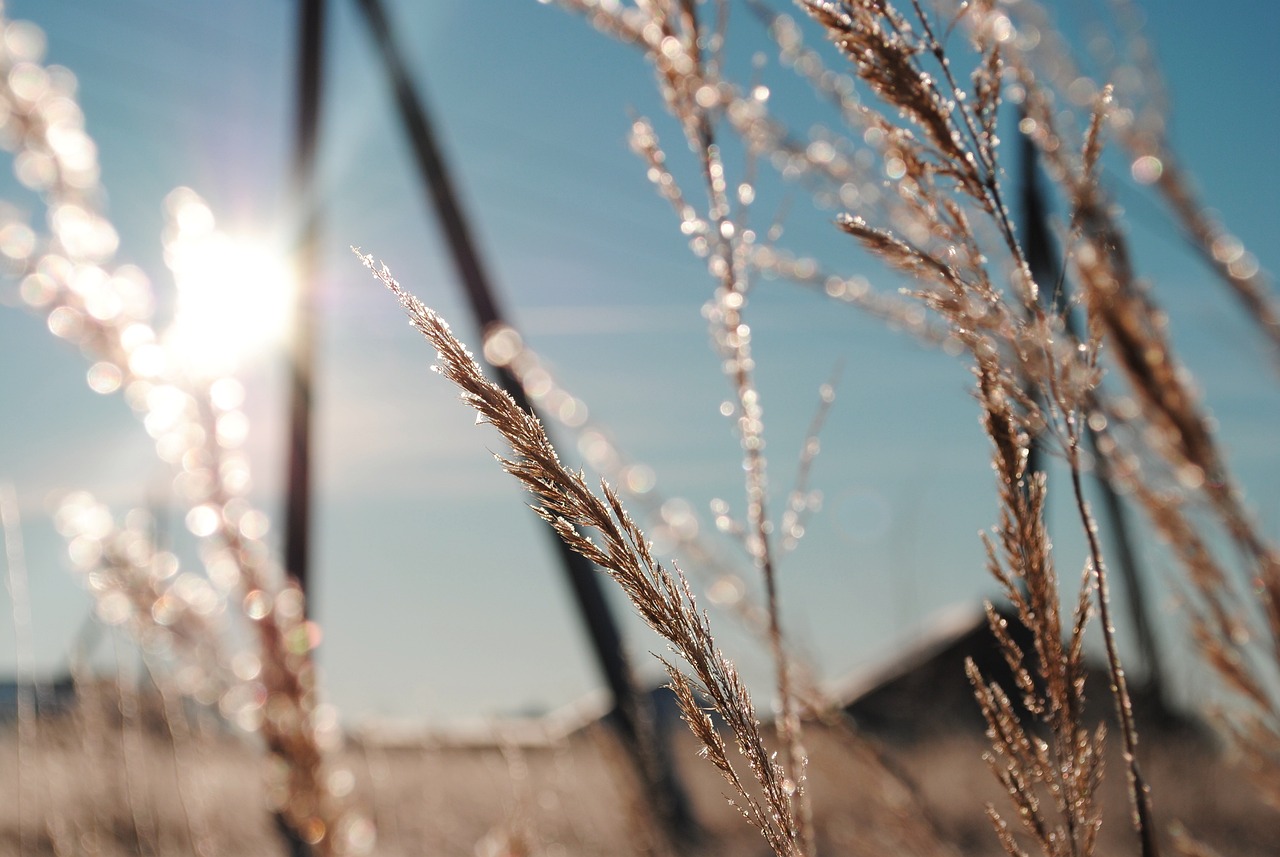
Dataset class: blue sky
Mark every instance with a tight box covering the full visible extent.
[0,0,1277,724]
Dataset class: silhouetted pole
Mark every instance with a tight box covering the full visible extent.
[282,2,326,856]
[285,0,324,610]
[350,0,700,846]
[1019,116,1058,488]
[1018,124,1167,708]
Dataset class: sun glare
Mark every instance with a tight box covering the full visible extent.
[163,187,295,379]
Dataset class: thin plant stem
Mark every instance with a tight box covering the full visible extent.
[2,485,38,857]
[1064,421,1160,857]
[365,253,806,857]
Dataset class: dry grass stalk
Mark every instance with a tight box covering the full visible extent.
[967,365,1105,857]
[754,0,1274,845]
[539,2,1277,853]
[362,252,807,857]
[482,320,955,854]
[1020,50,1280,587]
[1104,467,1280,809]
[998,0,1280,361]
[544,0,1169,853]
[482,322,776,646]
[999,11,1280,800]
[53,497,230,695]
[558,3,817,850]
[783,5,1158,850]
[0,11,364,853]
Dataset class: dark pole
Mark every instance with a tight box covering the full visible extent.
[1018,123,1167,709]
[350,0,699,846]
[282,2,326,856]
[1019,111,1058,489]
[285,0,324,609]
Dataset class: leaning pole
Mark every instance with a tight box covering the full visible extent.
[351,0,701,847]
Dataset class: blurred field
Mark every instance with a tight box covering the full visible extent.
[0,681,1272,857]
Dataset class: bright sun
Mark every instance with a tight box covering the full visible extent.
[163,187,295,379]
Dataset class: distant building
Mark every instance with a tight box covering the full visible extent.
[833,600,1187,742]
[0,673,77,723]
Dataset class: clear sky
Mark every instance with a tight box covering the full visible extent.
[0,0,1277,724]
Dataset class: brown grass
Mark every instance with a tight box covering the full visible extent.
[365,0,1279,854]
[2,0,1278,855]
[2,706,1274,857]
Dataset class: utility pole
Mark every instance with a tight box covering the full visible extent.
[284,0,325,609]
[1018,124,1167,710]
[282,2,326,855]
[351,0,700,847]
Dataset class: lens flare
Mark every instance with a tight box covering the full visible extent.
[163,188,295,378]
